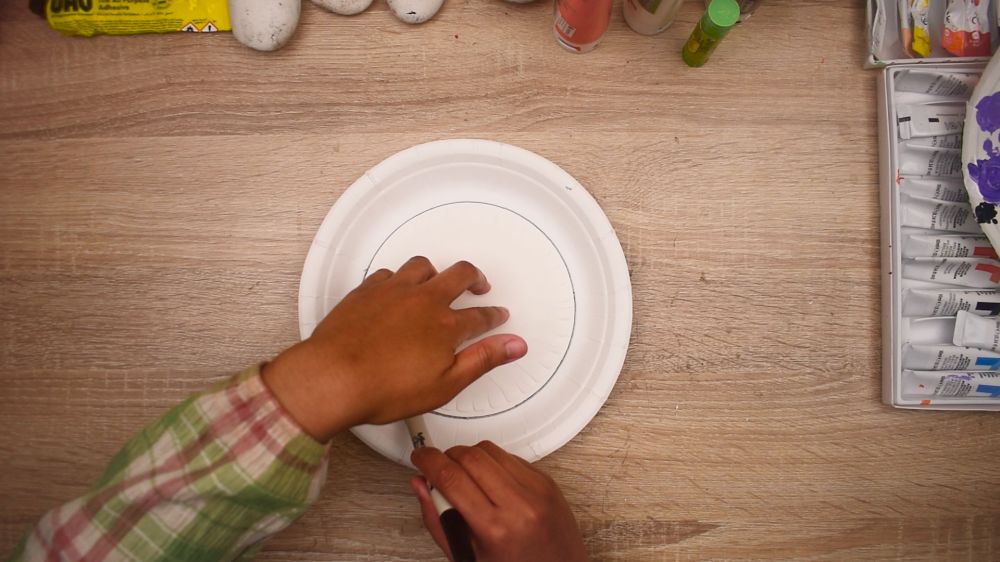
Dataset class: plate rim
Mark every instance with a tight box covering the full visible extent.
[297,138,633,465]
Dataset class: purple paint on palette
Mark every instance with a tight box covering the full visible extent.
[969,93,1000,203]
[968,139,1000,203]
[976,92,1000,133]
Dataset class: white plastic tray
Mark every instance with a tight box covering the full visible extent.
[298,139,633,463]
[878,62,1000,410]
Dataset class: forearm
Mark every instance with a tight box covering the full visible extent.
[9,366,328,562]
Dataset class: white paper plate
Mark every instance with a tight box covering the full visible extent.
[298,139,632,466]
[964,52,1000,250]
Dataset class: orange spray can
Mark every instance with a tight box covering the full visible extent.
[553,0,613,53]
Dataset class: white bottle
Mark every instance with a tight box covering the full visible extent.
[623,0,684,35]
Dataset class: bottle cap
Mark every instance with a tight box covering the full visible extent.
[707,0,740,28]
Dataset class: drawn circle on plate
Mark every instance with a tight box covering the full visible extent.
[365,201,576,419]
[298,139,632,466]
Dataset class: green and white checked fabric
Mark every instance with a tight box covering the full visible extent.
[8,366,329,562]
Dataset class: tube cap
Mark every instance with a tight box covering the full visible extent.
[708,0,740,28]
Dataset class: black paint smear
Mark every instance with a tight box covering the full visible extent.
[976,202,999,224]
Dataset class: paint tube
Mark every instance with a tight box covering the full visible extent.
[898,145,962,177]
[897,103,966,139]
[906,134,964,150]
[899,177,967,202]
[903,289,1000,317]
[901,370,1000,399]
[903,344,1000,370]
[899,194,981,233]
[902,258,1000,288]
[942,0,992,57]
[899,0,931,58]
[902,233,997,258]
[894,70,979,97]
[953,309,1000,351]
[905,316,956,344]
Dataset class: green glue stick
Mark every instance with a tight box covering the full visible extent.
[682,0,740,67]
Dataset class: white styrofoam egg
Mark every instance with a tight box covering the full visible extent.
[311,0,374,15]
[386,0,444,24]
[229,0,301,51]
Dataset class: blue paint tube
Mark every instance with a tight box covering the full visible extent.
[901,370,1000,399]
[903,344,1000,370]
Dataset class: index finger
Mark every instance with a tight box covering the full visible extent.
[446,445,527,507]
[428,261,490,300]
[451,306,509,343]
[411,447,495,520]
[475,441,540,489]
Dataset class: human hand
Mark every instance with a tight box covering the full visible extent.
[262,256,528,441]
[411,441,588,562]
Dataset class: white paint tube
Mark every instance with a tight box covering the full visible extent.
[902,258,1000,288]
[905,316,956,344]
[898,145,962,177]
[903,289,1000,317]
[901,370,1000,399]
[899,177,967,202]
[902,233,996,258]
[953,310,1000,351]
[906,134,963,149]
[899,194,981,233]
[903,344,1000,370]
[893,70,979,97]
[897,103,966,139]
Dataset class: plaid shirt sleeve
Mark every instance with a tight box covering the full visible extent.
[8,366,329,562]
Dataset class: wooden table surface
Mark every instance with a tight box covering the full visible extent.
[2,1,998,560]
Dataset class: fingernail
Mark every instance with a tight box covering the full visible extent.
[499,307,510,322]
[504,338,528,359]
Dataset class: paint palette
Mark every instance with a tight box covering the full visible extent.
[878,62,1000,410]
[298,139,633,464]
[964,53,1000,252]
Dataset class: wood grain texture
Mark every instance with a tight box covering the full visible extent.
[1,0,998,560]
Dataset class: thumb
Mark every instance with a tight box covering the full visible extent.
[447,334,527,387]
[410,476,453,561]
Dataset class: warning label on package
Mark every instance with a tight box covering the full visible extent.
[47,0,230,36]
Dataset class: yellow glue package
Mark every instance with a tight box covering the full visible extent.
[44,0,230,37]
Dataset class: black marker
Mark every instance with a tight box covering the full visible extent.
[405,416,476,562]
